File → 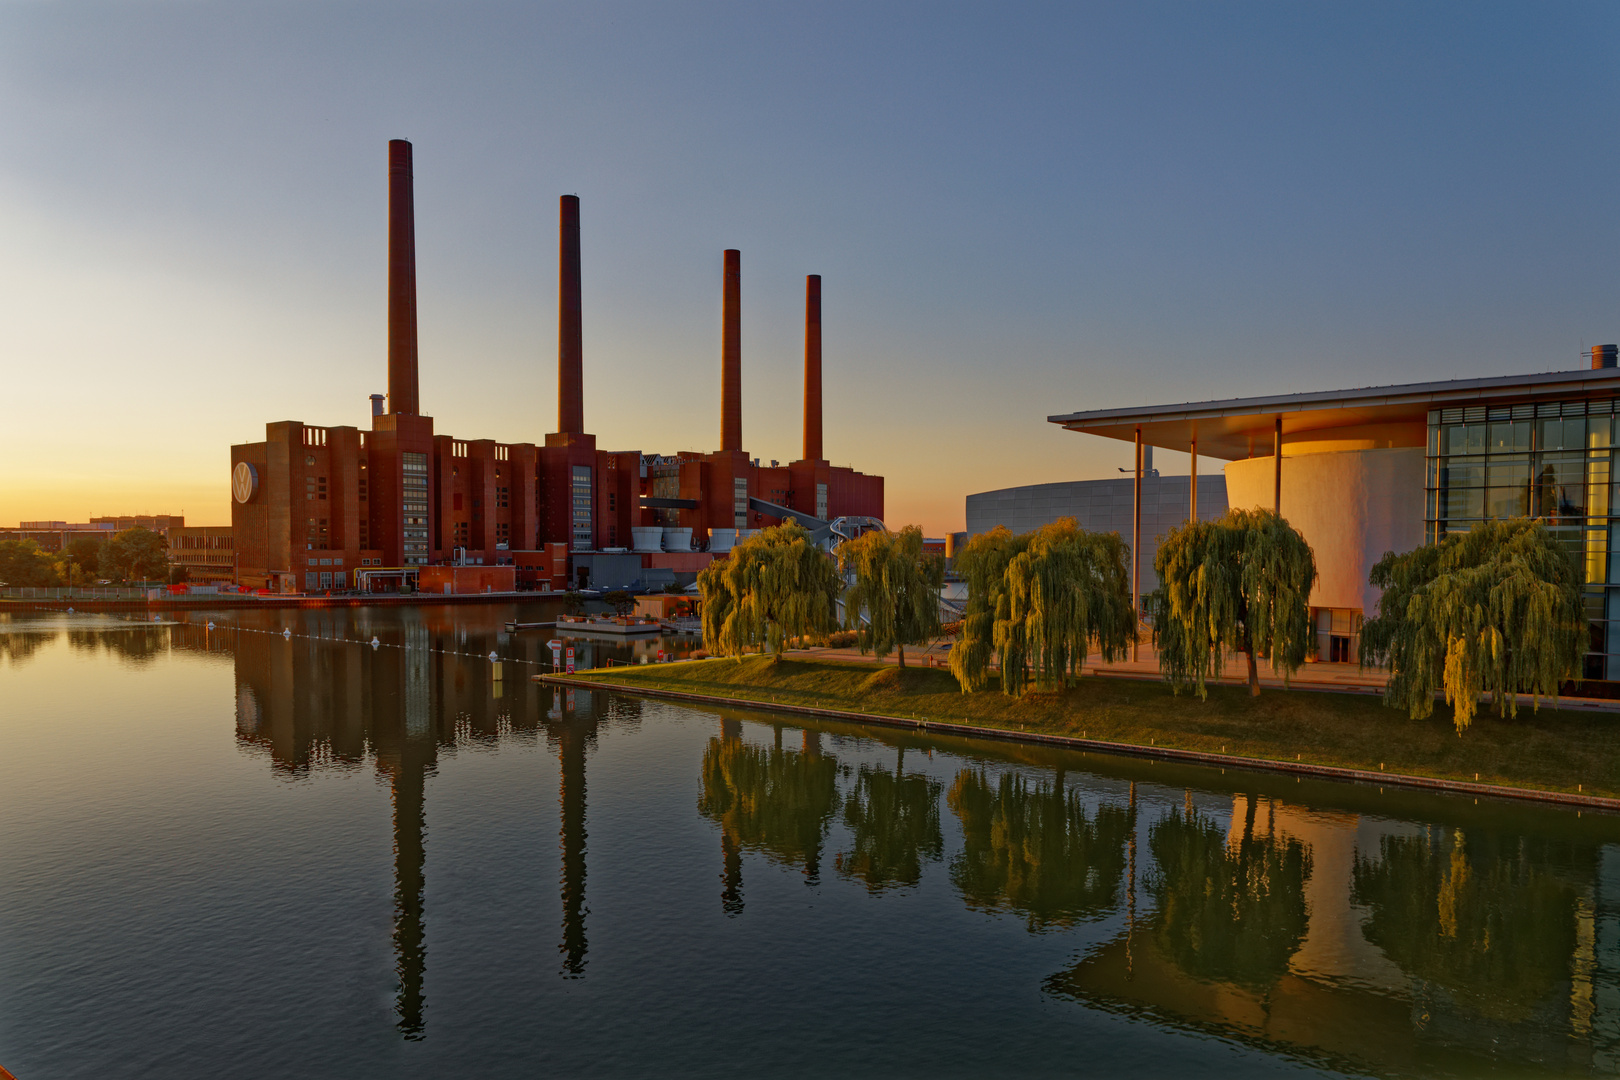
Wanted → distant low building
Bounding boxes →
[964,474,1229,595]
[168,526,235,585]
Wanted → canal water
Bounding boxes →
[3,606,1620,1078]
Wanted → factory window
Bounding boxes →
[733,478,748,531]
[816,483,828,520]
[305,572,319,589]
[402,452,429,565]
[497,486,509,509]
[572,466,593,551]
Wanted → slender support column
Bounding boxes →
[1273,416,1282,516]
[1132,427,1142,662]
[1189,436,1198,523]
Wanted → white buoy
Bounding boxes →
[283,628,292,639]
[66,607,74,613]
[206,621,215,630]
[488,651,499,662]
[370,637,381,649]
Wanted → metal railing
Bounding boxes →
[1,586,160,601]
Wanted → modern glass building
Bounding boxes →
[1050,348,1620,684]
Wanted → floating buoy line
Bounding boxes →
[191,619,562,670]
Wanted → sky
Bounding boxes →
[2,2,1619,533]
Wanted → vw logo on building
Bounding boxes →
[232,461,259,504]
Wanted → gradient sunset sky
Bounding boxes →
[3,2,1619,534]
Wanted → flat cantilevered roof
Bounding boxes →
[1048,366,1620,460]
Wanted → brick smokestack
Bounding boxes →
[803,275,822,461]
[387,139,420,416]
[558,195,584,434]
[721,249,742,452]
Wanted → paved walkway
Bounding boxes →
[782,637,1620,710]
[784,638,1385,692]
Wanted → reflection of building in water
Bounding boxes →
[1047,793,1620,1076]
[697,718,840,913]
[227,609,619,1035]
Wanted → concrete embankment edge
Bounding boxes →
[537,674,1620,813]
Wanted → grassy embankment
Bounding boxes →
[563,655,1620,799]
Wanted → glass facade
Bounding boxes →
[571,466,593,551]
[402,452,429,565]
[1426,398,1617,679]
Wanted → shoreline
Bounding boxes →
[0,592,560,613]
[538,670,1620,813]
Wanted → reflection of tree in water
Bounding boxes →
[69,626,168,665]
[0,630,53,667]
[1352,828,1576,1023]
[948,768,1131,930]
[1147,802,1311,986]
[835,748,943,892]
[697,723,840,912]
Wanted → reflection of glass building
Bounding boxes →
[1048,793,1620,1076]
[1052,354,1620,682]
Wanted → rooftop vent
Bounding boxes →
[1593,344,1617,370]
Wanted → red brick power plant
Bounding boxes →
[230,140,882,593]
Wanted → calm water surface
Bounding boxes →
[3,605,1619,1078]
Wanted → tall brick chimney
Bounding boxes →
[387,139,420,416]
[558,195,584,434]
[721,249,742,452]
[803,275,822,462]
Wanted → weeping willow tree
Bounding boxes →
[948,518,1134,696]
[1000,519,1135,695]
[1359,518,1585,733]
[837,525,945,668]
[948,526,1031,692]
[1150,507,1317,698]
[698,522,841,660]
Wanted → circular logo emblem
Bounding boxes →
[232,461,259,504]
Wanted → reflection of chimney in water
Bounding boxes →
[719,717,744,916]
[389,737,431,1040]
[558,719,589,977]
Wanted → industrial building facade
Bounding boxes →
[231,140,880,593]
[1051,349,1620,681]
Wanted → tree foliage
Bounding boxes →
[1358,518,1584,733]
[948,526,1030,693]
[838,524,945,668]
[1001,520,1135,695]
[0,539,59,587]
[65,536,106,574]
[948,518,1135,696]
[1150,508,1317,697]
[698,522,841,660]
[97,527,170,583]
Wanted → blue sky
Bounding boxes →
[2,1,1617,531]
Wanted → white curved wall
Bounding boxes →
[1224,447,1424,614]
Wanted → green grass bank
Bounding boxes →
[563,656,1620,800]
